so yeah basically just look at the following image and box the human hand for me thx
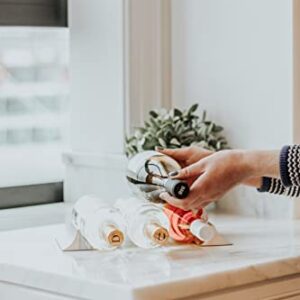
[159,149,280,210]
[159,150,250,209]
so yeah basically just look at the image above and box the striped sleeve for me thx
[257,177,300,197]
[280,145,300,187]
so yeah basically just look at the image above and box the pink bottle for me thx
[163,204,215,245]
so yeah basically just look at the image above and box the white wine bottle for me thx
[126,150,189,203]
[115,197,170,249]
[72,195,126,250]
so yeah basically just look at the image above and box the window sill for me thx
[0,202,67,231]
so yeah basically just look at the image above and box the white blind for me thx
[0,0,67,27]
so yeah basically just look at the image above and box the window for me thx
[0,0,67,27]
[0,1,68,208]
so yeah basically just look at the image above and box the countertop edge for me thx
[1,252,300,299]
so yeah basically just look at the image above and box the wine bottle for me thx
[126,150,189,203]
[72,195,126,250]
[163,204,215,244]
[115,197,170,249]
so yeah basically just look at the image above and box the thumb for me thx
[170,160,205,179]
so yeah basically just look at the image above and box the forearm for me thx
[241,149,280,179]
[241,145,300,187]
[240,145,300,197]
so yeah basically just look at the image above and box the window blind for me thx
[0,0,67,27]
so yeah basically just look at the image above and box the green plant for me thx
[125,104,229,157]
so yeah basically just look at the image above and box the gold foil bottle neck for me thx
[146,223,169,245]
[103,225,124,247]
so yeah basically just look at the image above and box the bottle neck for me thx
[148,176,189,199]
[101,224,124,247]
[189,220,215,242]
[145,222,169,245]
[147,175,166,186]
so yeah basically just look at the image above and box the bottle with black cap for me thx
[126,150,190,203]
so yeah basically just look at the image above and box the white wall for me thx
[171,0,297,218]
[65,0,129,203]
[69,0,124,154]
[65,1,172,203]
[125,0,172,132]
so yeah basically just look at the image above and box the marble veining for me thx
[1,214,300,299]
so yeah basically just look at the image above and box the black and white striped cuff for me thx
[280,145,300,187]
[257,177,300,197]
[257,177,271,192]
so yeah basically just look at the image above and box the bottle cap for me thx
[164,179,189,199]
[103,225,124,247]
[106,229,124,246]
[146,223,169,245]
[189,220,215,242]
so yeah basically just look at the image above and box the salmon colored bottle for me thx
[163,204,215,245]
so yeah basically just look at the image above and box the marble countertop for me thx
[1,213,300,299]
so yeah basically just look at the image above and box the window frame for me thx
[0,0,68,209]
[0,0,68,27]
[0,182,63,209]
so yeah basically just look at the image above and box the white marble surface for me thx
[1,214,300,299]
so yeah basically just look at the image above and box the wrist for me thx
[243,176,263,188]
[239,150,280,178]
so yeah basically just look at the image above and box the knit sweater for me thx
[258,177,300,197]
[258,145,300,197]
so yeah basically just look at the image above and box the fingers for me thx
[159,191,208,211]
[171,160,205,179]
[160,172,215,210]
[155,146,194,161]
[185,175,200,187]
[159,192,190,210]
[156,146,213,170]
[160,180,207,210]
